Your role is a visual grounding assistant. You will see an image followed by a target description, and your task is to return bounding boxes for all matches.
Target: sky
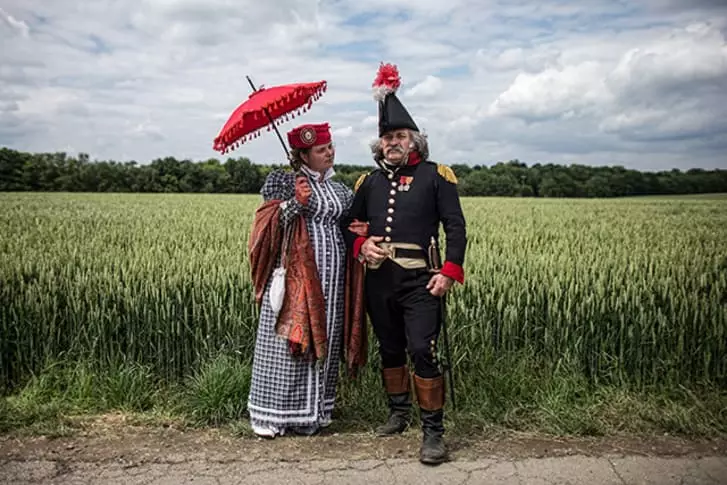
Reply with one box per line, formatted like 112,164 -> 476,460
1,0 -> 726,171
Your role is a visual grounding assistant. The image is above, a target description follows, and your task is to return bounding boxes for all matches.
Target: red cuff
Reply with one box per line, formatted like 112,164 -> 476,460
353,237 -> 366,260
440,261 -> 464,284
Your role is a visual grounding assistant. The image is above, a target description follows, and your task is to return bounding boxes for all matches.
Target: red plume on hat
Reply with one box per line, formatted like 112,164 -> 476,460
372,63 -> 401,102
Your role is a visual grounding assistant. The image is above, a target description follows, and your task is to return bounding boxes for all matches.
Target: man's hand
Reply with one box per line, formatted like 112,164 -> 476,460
295,176 -> 311,205
361,236 -> 388,265
348,219 -> 369,237
427,273 -> 454,297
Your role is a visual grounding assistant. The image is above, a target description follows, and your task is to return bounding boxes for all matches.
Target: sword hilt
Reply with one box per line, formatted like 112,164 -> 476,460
428,236 -> 442,273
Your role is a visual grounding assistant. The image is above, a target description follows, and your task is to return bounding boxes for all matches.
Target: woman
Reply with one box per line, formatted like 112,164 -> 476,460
247,122 -> 366,438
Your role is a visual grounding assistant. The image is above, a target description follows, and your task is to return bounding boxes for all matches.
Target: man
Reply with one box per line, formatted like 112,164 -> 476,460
341,63 -> 466,465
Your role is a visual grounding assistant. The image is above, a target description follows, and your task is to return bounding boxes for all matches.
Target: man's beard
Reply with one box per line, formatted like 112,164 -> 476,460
384,146 -> 409,166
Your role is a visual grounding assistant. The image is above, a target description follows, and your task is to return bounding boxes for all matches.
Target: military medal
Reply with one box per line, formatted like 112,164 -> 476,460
399,175 -> 413,192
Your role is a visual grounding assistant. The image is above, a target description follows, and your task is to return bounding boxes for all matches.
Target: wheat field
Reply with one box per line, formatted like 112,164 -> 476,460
1,192 -> 725,433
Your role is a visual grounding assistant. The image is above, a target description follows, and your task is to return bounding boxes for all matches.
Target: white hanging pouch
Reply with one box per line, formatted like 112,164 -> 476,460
269,267 -> 286,315
269,210 -> 296,316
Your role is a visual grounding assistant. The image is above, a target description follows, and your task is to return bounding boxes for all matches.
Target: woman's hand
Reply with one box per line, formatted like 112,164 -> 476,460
295,176 -> 311,205
348,219 -> 369,237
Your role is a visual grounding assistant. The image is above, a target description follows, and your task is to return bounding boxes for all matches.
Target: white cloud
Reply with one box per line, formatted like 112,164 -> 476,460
487,62 -> 610,119
473,46 -> 561,73
606,22 -> 727,97
487,21 -> 727,154
361,116 -> 378,128
332,126 -> 354,138
404,75 -> 443,98
0,0 -> 725,170
0,100 -> 19,112
598,108 -> 721,141
0,7 -> 29,37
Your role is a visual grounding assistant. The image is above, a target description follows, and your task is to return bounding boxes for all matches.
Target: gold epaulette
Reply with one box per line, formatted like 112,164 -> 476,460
437,164 -> 458,184
354,172 -> 368,192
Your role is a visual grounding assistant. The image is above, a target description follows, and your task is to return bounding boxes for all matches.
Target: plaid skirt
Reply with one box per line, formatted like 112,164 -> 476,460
247,217 -> 348,430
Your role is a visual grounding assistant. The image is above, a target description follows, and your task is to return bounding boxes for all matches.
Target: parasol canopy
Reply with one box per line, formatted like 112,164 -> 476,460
213,79 -> 327,155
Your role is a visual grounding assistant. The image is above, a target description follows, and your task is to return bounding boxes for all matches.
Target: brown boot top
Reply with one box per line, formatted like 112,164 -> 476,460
413,375 -> 445,411
382,366 -> 411,395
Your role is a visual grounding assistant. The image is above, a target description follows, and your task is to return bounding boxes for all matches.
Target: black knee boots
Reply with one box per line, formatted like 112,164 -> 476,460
414,375 -> 447,465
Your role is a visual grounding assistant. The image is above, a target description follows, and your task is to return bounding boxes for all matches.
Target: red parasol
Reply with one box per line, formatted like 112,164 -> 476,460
213,76 -> 327,157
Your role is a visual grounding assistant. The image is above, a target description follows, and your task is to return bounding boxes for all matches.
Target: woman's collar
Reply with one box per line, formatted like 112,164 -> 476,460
300,163 -> 335,182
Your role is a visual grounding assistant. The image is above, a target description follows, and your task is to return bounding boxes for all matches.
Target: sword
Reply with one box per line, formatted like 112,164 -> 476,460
428,237 -> 456,410
440,293 -> 456,410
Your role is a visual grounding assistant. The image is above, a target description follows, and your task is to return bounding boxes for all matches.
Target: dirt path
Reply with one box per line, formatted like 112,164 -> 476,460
1,422 -> 726,484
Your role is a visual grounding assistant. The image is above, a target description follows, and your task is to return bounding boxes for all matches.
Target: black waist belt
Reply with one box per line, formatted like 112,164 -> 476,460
392,247 -> 426,259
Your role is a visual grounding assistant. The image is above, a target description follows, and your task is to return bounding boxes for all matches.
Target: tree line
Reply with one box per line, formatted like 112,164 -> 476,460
1,147 -> 726,197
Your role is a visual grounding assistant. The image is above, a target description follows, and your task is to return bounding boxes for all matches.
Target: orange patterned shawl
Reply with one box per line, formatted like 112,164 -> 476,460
343,249 -> 367,377
248,199 -> 367,373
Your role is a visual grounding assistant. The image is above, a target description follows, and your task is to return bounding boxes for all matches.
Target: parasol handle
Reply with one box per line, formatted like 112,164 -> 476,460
246,76 -> 291,162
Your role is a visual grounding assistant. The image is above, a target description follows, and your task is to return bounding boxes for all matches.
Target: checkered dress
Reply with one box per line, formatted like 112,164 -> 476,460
247,167 -> 354,431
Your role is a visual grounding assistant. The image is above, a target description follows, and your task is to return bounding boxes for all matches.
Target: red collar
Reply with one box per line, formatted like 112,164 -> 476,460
407,152 -> 422,166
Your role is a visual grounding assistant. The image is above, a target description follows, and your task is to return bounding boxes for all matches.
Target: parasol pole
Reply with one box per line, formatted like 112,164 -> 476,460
246,76 -> 299,264
246,76 -> 291,161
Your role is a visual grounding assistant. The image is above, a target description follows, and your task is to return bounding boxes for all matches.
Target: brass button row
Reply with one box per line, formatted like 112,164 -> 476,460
386,172 -> 400,243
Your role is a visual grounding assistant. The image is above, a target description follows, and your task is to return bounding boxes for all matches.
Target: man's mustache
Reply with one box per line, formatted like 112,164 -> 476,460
386,146 -> 405,153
